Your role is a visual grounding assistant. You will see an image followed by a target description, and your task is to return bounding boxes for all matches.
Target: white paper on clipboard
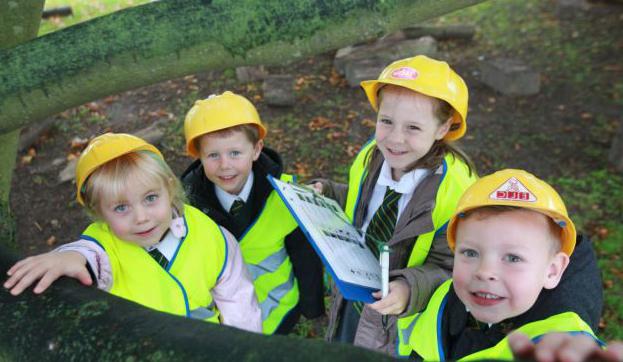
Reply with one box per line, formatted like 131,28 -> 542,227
269,176 -> 381,292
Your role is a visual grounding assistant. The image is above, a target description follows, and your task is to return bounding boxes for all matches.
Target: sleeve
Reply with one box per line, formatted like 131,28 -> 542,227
284,228 -> 325,319
211,227 -> 263,333
55,239 -> 113,291
308,177 -> 349,209
389,230 -> 453,316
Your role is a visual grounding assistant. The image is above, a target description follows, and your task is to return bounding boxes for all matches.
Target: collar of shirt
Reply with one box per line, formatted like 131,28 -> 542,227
215,171 -> 254,212
145,208 -> 186,260
362,161 -> 430,232
377,160 -> 429,194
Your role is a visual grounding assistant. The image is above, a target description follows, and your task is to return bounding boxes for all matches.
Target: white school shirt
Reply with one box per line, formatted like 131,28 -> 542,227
214,171 -> 254,212
362,161 -> 430,233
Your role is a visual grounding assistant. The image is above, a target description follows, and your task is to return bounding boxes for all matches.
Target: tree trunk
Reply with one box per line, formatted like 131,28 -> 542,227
0,0 -> 45,250
0,0 -> 485,135
0,246 -> 400,361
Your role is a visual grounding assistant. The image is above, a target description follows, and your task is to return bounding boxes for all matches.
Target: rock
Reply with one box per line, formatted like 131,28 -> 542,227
134,121 -> 165,145
235,65 -> 268,83
556,0 -> 593,19
30,157 -> 65,175
262,75 -> 295,107
19,117 -> 56,151
344,58 -> 388,88
479,58 -> 540,96
334,36 -> 437,76
58,158 -> 77,184
402,25 -> 476,41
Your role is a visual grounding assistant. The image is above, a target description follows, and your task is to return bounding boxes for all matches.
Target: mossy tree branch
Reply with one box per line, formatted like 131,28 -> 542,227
0,246 -> 400,361
0,0 -> 485,135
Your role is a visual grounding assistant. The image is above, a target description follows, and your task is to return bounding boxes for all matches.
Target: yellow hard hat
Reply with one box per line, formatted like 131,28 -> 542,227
184,91 -> 267,158
75,133 -> 162,205
360,55 -> 468,141
447,169 -> 576,256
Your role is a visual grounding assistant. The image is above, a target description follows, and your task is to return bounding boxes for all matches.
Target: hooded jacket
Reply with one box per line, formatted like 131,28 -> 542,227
181,147 -> 324,331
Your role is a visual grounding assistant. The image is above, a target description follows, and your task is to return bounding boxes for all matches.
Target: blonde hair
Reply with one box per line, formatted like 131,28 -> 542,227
82,151 -> 186,219
193,124 -> 261,155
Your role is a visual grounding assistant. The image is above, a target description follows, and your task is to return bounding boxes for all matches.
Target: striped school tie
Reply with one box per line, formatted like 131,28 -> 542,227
148,247 -> 169,269
365,187 -> 400,258
353,187 -> 400,315
229,199 -> 245,216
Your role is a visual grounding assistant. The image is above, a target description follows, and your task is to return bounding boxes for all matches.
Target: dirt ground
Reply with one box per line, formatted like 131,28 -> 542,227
8,0 -> 623,337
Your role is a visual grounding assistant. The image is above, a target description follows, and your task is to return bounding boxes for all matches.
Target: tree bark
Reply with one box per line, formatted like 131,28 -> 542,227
0,246 -> 400,361
0,0 -> 485,135
0,0 -> 45,250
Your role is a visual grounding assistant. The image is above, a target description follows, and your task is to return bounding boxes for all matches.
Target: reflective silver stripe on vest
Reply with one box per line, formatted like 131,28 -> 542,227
246,248 -> 288,281
401,314 -> 422,345
189,301 -> 216,320
260,273 -> 295,321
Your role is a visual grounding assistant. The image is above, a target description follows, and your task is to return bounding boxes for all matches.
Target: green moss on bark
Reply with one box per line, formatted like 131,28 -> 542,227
0,0 -> 485,134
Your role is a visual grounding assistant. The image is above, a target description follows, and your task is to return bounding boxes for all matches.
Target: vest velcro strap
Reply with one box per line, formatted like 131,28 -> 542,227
260,272 -> 296,321
247,248 -> 289,281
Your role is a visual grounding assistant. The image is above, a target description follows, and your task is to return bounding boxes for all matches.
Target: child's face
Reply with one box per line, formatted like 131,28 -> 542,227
452,210 -> 568,324
375,86 -> 450,180
99,178 -> 173,247
198,130 -> 262,195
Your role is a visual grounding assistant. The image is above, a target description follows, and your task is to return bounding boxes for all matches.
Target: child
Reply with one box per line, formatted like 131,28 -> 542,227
180,91 -> 324,335
3,133 -> 262,333
315,55 -> 478,353
402,169 -> 611,360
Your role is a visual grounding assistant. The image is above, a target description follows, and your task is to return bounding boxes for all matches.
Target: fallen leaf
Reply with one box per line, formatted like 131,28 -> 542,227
85,102 -> 100,113
308,116 -> 336,131
326,131 -> 345,140
70,137 -> 89,150
596,226 -> 609,239
46,236 -> 57,246
20,155 -> 34,165
361,118 -> 375,128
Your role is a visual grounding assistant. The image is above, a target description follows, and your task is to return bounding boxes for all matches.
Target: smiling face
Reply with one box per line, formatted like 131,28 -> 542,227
198,129 -> 262,195
375,85 -> 451,180
452,209 -> 569,324
98,178 -> 173,248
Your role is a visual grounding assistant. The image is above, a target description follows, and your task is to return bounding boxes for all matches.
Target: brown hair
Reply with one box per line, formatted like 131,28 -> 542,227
193,124 -> 261,154
461,206 -> 563,254
82,151 -> 186,219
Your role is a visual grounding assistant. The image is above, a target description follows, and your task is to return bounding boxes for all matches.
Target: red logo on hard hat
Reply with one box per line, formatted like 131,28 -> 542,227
391,67 -> 419,80
489,177 -> 537,202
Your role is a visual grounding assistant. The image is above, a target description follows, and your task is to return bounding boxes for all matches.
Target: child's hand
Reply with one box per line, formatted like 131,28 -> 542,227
310,182 -> 323,194
3,251 -> 92,296
368,279 -> 410,315
509,331 -> 623,362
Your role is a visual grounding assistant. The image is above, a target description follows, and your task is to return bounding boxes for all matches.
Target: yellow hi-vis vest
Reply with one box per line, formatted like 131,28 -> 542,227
406,280 -> 598,361
81,204 -> 225,324
239,173 -> 300,334
344,141 -> 477,356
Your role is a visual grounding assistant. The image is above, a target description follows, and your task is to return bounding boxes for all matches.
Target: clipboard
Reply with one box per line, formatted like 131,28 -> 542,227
268,175 -> 381,303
